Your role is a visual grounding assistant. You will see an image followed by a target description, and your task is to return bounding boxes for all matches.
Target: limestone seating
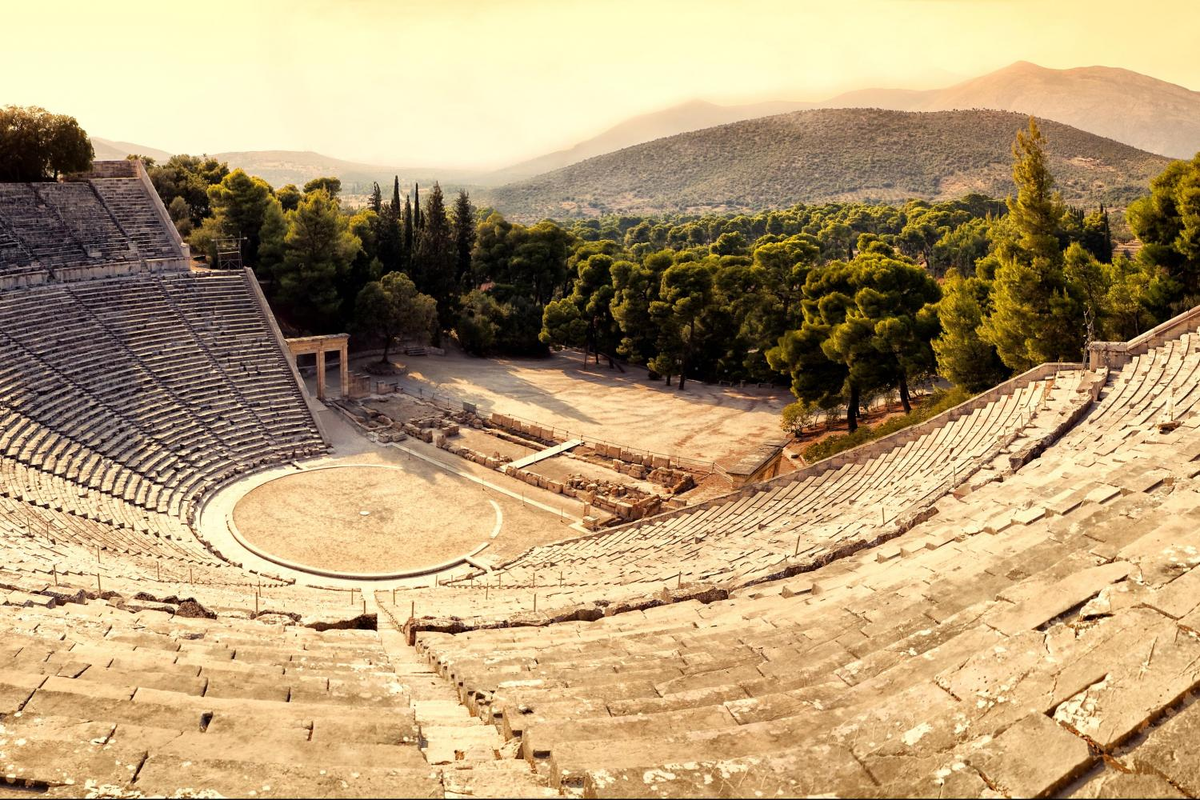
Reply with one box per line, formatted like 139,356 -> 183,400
412,370 -> 1088,614
0,272 -> 325,522
392,323 -> 1200,796
413,421 -> 1200,797
32,182 -> 135,266
0,185 -> 91,269
0,600 -> 443,797
88,178 -> 180,260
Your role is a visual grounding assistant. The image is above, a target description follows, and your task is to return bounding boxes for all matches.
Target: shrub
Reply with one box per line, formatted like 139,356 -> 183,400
800,386 -> 974,463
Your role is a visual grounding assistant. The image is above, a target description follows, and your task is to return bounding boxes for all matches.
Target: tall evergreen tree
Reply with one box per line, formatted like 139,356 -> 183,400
413,183 -> 423,230
402,194 -> 414,272
368,182 -> 382,214
391,177 -> 401,216
979,118 -> 1082,370
452,189 -> 476,290
376,175 -> 402,273
414,183 -> 456,332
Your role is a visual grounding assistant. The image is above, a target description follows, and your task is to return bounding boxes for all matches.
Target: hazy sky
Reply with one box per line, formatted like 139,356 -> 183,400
4,0 -> 1197,169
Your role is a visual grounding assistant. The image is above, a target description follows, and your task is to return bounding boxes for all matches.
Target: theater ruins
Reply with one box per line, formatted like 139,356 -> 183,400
3,161 -> 1200,797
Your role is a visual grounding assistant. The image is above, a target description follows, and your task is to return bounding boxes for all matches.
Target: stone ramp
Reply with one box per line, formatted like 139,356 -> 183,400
505,439 -> 585,471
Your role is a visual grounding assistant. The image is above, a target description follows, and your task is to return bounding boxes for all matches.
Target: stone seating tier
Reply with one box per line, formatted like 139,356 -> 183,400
0,271 -> 326,523
0,163 -> 188,287
408,325 -> 1200,796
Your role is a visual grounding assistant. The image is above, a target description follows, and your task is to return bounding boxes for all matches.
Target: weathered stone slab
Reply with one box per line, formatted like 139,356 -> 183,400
1129,700 -> 1200,796
969,713 -> 1093,798
983,561 -> 1132,636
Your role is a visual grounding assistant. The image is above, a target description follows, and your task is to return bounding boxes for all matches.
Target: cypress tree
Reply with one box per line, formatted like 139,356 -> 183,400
402,194 -> 414,272
415,182 -> 455,332
413,183 -> 423,230
392,177 -> 401,215
452,189 -> 476,290
369,182 -> 382,214
375,176 -> 401,272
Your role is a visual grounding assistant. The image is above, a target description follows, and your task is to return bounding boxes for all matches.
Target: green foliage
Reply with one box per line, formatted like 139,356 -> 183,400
0,106 -> 93,181
277,183 -> 302,212
413,182 -> 456,333
166,196 -> 193,237
933,271 -> 1008,392
206,169 -> 276,266
779,401 -> 817,436
768,249 -> 940,430
1127,153 -> 1200,300
801,386 -> 973,463
488,109 -> 1169,219
149,155 -> 229,225
302,176 -> 342,198
256,198 -> 288,276
979,118 -> 1085,370
456,290 -> 501,355
276,189 -> 362,331
354,271 -> 437,361
452,190 -> 476,291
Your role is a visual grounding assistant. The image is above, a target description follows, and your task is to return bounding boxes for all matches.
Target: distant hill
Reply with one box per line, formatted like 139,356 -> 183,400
484,109 -> 1172,220
476,63 -> 1200,186
86,140 -> 474,195
90,137 -> 173,163
829,61 -> 1200,160
204,150 -> 478,194
478,99 -> 815,185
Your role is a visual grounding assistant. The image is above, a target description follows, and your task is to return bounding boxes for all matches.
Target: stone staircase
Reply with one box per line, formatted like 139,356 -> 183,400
374,593 -> 558,798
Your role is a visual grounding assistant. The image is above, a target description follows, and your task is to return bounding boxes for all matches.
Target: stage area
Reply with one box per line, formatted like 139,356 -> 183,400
232,464 -> 500,574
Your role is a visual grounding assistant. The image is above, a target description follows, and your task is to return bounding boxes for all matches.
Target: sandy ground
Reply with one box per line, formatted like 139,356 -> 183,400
357,347 -> 792,466
202,395 -> 586,586
233,465 -> 499,573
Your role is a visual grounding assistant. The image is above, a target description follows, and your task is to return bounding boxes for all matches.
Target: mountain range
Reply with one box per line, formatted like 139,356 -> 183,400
88,61 -> 1199,214
479,61 -> 1200,185
89,140 -> 467,195
483,109 -> 1172,219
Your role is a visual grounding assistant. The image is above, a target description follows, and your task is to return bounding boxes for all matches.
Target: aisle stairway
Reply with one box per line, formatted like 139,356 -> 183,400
375,594 -> 558,798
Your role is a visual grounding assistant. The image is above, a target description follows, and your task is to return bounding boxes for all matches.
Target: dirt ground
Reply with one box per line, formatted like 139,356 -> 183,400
360,347 -> 792,465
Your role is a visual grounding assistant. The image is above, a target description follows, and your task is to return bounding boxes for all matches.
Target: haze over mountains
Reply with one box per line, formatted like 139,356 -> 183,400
89,61 -> 1199,214
484,61 -> 1200,184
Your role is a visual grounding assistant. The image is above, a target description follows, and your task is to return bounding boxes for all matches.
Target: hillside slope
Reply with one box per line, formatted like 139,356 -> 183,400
485,109 -> 1172,220
480,99 -> 815,185
480,63 -> 1199,184
842,61 -> 1200,159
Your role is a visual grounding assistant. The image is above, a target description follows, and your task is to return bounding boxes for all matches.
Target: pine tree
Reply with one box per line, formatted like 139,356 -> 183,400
452,189 -> 476,290
979,118 -> 1082,370
933,270 -> 1008,391
368,182 -> 382,214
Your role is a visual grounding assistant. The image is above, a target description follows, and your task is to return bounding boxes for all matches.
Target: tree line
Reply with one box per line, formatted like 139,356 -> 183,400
8,106 -> 1195,436
141,119 -> 1200,433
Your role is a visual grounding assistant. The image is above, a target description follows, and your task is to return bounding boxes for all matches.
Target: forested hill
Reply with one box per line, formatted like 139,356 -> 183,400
485,109 -> 1172,221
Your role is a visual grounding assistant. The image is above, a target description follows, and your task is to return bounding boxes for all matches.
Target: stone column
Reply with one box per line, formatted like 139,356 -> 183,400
340,342 -> 349,399
316,349 -> 326,401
